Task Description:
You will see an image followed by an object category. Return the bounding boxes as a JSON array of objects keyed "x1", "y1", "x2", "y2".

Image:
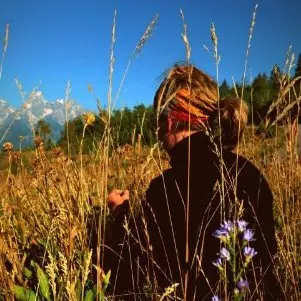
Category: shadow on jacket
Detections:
[{"x1": 89, "y1": 132, "x2": 283, "y2": 301}]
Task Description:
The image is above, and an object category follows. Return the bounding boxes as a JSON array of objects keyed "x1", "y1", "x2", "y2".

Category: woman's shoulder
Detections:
[
  {"x1": 223, "y1": 151, "x2": 262, "y2": 178},
  {"x1": 222, "y1": 151, "x2": 272, "y2": 196},
  {"x1": 225, "y1": 151, "x2": 273, "y2": 199},
  {"x1": 145, "y1": 168, "x2": 175, "y2": 205},
  {"x1": 147, "y1": 168, "x2": 174, "y2": 192}
]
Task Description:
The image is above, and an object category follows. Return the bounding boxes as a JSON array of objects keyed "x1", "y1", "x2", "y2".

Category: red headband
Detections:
[{"x1": 169, "y1": 110, "x2": 208, "y2": 124}]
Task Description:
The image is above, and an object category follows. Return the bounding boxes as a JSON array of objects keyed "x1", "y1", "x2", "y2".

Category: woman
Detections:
[{"x1": 103, "y1": 64, "x2": 281, "y2": 300}]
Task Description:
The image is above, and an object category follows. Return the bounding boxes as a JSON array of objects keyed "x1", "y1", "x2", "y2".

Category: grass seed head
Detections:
[{"x1": 3, "y1": 142, "x2": 13, "y2": 152}]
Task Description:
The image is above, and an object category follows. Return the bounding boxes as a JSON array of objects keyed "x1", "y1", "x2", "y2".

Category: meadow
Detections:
[
  {"x1": 0, "y1": 114, "x2": 301, "y2": 301},
  {"x1": 0, "y1": 8, "x2": 301, "y2": 301}
]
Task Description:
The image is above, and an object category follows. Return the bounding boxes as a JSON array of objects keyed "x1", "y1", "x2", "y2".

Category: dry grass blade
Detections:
[
  {"x1": 266, "y1": 75, "x2": 301, "y2": 117},
  {"x1": 0, "y1": 23, "x2": 9, "y2": 80},
  {"x1": 234, "y1": 3, "x2": 258, "y2": 209},
  {"x1": 241, "y1": 3, "x2": 258, "y2": 98},
  {"x1": 268, "y1": 95, "x2": 301, "y2": 128},
  {"x1": 180, "y1": 9, "x2": 191, "y2": 62},
  {"x1": 114, "y1": 14, "x2": 158, "y2": 106},
  {"x1": 134, "y1": 14, "x2": 158, "y2": 57},
  {"x1": 64, "y1": 80, "x2": 72, "y2": 156},
  {"x1": 107, "y1": 9, "x2": 117, "y2": 118},
  {"x1": 180, "y1": 9, "x2": 193, "y2": 299},
  {"x1": 284, "y1": 45, "x2": 295, "y2": 75},
  {"x1": 0, "y1": 5, "x2": 300, "y2": 301},
  {"x1": 210, "y1": 23, "x2": 218, "y2": 63}
]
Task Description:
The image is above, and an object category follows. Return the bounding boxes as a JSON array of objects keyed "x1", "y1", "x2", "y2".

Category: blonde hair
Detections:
[
  {"x1": 154, "y1": 64, "x2": 217, "y2": 123},
  {"x1": 154, "y1": 63, "x2": 249, "y2": 150},
  {"x1": 211, "y1": 98, "x2": 249, "y2": 150}
]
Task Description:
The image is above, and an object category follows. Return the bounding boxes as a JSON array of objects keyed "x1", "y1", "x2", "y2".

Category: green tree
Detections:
[
  {"x1": 269, "y1": 66, "x2": 281, "y2": 100},
  {"x1": 251, "y1": 73, "x2": 271, "y2": 123},
  {"x1": 59, "y1": 113, "x2": 106, "y2": 154},
  {"x1": 111, "y1": 107, "x2": 133, "y2": 145},
  {"x1": 35, "y1": 119, "x2": 52, "y2": 147},
  {"x1": 219, "y1": 80, "x2": 231, "y2": 98},
  {"x1": 59, "y1": 117, "x2": 83, "y2": 152},
  {"x1": 132, "y1": 104, "x2": 156, "y2": 145},
  {"x1": 111, "y1": 105, "x2": 156, "y2": 146},
  {"x1": 59, "y1": 105, "x2": 157, "y2": 153}
]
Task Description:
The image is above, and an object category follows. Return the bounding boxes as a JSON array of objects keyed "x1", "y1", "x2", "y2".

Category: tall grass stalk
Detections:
[
  {"x1": 113, "y1": 14, "x2": 158, "y2": 108},
  {"x1": 235, "y1": 3, "x2": 258, "y2": 189},
  {"x1": 0, "y1": 23, "x2": 9, "y2": 80},
  {"x1": 64, "y1": 81, "x2": 72, "y2": 157},
  {"x1": 180, "y1": 9, "x2": 192, "y2": 299},
  {"x1": 0, "y1": 7, "x2": 301, "y2": 301}
]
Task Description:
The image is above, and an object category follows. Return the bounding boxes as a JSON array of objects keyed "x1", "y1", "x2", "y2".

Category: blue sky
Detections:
[{"x1": 0, "y1": 0, "x2": 300, "y2": 111}]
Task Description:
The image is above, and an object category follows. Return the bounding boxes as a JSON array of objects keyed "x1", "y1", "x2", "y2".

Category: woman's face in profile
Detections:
[
  {"x1": 158, "y1": 116, "x2": 175, "y2": 153},
  {"x1": 158, "y1": 116, "x2": 168, "y2": 148}
]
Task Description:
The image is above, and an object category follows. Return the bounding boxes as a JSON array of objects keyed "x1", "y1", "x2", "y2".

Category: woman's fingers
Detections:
[
  {"x1": 121, "y1": 190, "x2": 129, "y2": 201},
  {"x1": 108, "y1": 189, "x2": 129, "y2": 210}
]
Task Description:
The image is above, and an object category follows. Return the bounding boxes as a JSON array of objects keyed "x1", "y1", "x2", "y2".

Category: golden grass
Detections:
[
  {"x1": 0, "y1": 7, "x2": 301, "y2": 300},
  {"x1": 0, "y1": 123, "x2": 300, "y2": 300}
]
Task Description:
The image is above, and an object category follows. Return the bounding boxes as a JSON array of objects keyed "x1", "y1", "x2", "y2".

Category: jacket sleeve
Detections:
[
  {"x1": 104, "y1": 199, "x2": 130, "y2": 263},
  {"x1": 102, "y1": 200, "x2": 147, "y2": 295},
  {"x1": 104, "y1": 199, "x2": 151, "y2": 295}
]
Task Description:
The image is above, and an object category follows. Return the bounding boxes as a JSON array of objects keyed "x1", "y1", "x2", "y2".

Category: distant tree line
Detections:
[
  {"x1": 58, "y1": 104, "x2": 156, "y2": 153},
  {"x1": 56, "y1": 53, "x2": 301, "y2": 151},
  {"x1": 219, "y1": 53, "x2": 301, "y2": 124}
]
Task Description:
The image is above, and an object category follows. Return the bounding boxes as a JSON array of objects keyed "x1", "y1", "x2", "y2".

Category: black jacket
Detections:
[{"x1": 101, "y1": 132, "x2": 281, "y2": 300}]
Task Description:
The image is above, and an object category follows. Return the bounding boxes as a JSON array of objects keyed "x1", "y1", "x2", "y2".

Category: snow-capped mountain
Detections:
[
  {"x1": 0, "y1": 99, "x2": 16, "y2": 125},
  {"x1": 0, "y1": 91, "x2": 85, "y2": 147}
]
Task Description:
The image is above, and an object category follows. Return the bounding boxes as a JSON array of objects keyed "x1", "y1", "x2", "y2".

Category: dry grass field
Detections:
[
  {"x1": 0, "y1": 122, "x2": 300, "y2": 300},
  {"x1": 0, "y1": 7, "x2": 301, "y2": 301}
]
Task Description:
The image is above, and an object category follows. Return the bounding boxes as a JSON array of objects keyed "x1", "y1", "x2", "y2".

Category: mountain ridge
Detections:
[{"x1": 0, "y1": 91, "x2": 85, "y2": 147}]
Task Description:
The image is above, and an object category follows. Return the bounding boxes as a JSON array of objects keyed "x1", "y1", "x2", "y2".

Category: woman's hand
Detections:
[{"x1": 108, "y1": 189, "x2": 129, "y2": 211}]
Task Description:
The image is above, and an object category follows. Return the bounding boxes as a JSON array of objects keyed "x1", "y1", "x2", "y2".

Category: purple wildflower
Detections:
[
  {"x1": 212, "y1": 257, "x2": 223, "y2": 270},
  {"x1": 211, "y1": 296, "x2": 220, "y2": 301},
  {"x1": 243, "y1": 246, "x2": 258, "y2": 259},
  {"x1": 243, "y1": 229, "x2": 255, "y2": 242},
  {"x1": 212, "y1": 229, "x2": 229, "y2": 240},
  {"x1": 236, "y1": 220, "x2": 248, "y2": 232},
  {"x1": 220, "y1": 247, "x2": 230, "y2": 261},
  {"x1": 237, "y1": 278, "x2": 249, "y2": 291},
  {"x1": 213, "y1": 220, "x2": 234, "y2": 240},
  {"x1": 221, "y1": 220, "x2": 234, "y2": 233}
]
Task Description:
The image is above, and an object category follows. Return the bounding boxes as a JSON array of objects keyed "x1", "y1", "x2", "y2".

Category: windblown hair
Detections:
[
  {"x1": 211, "y1": 97, "x2": 249, "y2": 150},
  {"x1": 154, "y1": 64, "x2": 217, "y2": 124},
  {"x1": 154, "y1": 63, "x2": 249, "y2": 150}
]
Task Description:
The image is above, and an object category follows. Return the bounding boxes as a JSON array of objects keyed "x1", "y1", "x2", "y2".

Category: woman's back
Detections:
[
  {"x1": 102, "y1": 64, "x2": 281, "y2": 300},
  {"x1": 143, "y1": 131, "x2": 278, "y2": 300}
]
